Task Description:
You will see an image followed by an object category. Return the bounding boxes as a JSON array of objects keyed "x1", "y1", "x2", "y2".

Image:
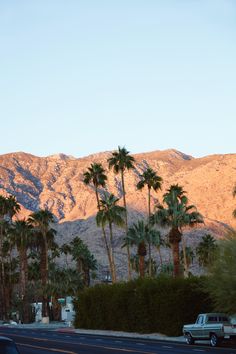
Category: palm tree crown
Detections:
[
  {"x1": 96, "y1": 193, "x2": 126, "y2": 229},
  {"x1": 124, "y1": 220, "x2": 161, "y2": 278},
  {"x1": 83, "y1": 163, "x2": 107, "y2": 189},
  {"x1": 196, "y1": 234, "x2": 218, "y2": 268},
  {"x1": 108, "y1": 146, "x2": 135, "y2": 174},
  {"x1": 6, "y1": 195, "x2": 21, "y2": 221},
  {"x1": 137, "y1": 167, "x2": 162, "y2": 194},
  {"x1": 83, "y1": 163, "x2": 107, "y2": 209}
]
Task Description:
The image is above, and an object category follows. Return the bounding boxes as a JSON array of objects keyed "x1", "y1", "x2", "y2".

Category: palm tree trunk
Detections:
[
  {"x1": 181, "y1": 234, "x2": 189, "y2": 278},
  {"x1": 108, "y1": 221, "x2": 117, "y2": 283},
  {"x1": 82, "y1": 264, "x2": 90, "y2": 287},
  {"x1": 121, "y1": 171, "x2": 131, "y2": 280},
  {"x1": 41, "y1": 234, "x2": 49, "y2": 318},
  {"x1": 95, "y1": 187, "x2": 116, "y2": 283},
  {"x1": 0, "y1": 223, "x2": 6, "y2": 320},
  {"x1": 148, "y1": 187, "x2": 152, "y2": 277},
  {"x1": 22, "y1": 248, "x2": 30, "y2": 323},
  {"x1": 139, "y1": 255, "x2": 145, "y2": 278},
  {"x1": 171, "y1": 242, "x2": 180, "y2": 277},
  {"x1": 19, "y1": 247, "x2": 29, "y2": 323}
]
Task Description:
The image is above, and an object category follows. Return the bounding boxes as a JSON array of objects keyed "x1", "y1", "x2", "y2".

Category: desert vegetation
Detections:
[{"x1": 0, "y1": 195, "x2": 96, "y2": 322}]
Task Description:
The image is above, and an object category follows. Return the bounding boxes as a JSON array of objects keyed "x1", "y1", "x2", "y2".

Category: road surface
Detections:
[{"x1": 0, "y1": 327, "x2": 235, "y2": 354}]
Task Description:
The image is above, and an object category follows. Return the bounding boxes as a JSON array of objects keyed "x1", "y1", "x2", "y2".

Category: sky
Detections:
[{"x1": 0, "y1": 0, "x2": 235, "y2": 158}]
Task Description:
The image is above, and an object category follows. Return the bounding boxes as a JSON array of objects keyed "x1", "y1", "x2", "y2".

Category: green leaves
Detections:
[
  {"x1": 196, "y1": 234, "x2": 218, "y2": 268},
  {"x1": 83, "y1": 163, "x2": 107, "y2": 188},
  {"x1": 108, "y1": 146, "x2": 135, "y2": 173},
  {"x1": 137, "y1": 167, "x2": 162, "y2": 192},
  {"x1": 202, "y1": 232, "x2": 236, "y2": 314},
  {"x1": 96, "y1": 193, "x2": 126, "y2": 229}
]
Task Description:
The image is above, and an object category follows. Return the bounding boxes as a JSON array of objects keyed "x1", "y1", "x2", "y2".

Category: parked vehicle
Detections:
[
  {"x1": 183, "y1": 313, "x2": 236, "y2": 347},
  {"x1": 0, "y1": 336, "x2": 20, "y2": 353}
]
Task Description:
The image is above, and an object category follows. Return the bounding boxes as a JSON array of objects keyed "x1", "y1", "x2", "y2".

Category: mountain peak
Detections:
[{"x1": 47, "y1": 153, "x2": 76, "y2": 161}]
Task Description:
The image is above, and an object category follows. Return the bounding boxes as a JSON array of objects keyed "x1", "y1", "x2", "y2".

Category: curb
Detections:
[{"x1": 69, "y1": 328, "x2": 185, "y2": 342}]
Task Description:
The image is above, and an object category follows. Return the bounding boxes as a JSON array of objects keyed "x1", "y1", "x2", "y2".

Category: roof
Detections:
[
  {"x1": 199, "y1": 313, "x2": 228, "y2": 316},
  {"x1": 0, "y1": 336, "x2": 13, "y2": 342}
]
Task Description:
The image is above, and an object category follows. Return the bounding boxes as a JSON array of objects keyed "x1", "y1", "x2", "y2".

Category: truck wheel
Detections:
[
  {"x1": 185, "y1": 333, "x2": 194, "y2": 345},
  {"x1": 210, "y1": 334, "x2": 221, "y2": 347}
]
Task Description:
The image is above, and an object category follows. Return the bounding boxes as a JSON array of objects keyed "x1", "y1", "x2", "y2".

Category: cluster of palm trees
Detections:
[
  {"x1": 83, "y1": 146, "x2": 204, "y2": 281},
  {"x1": 0, "y1": 195, "x2": 97, "y2": 322}
]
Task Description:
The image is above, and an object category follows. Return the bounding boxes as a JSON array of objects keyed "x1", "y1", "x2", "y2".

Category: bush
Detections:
[
  {"x1": 202, "y1": 233, "x2": 236, "y2": 314},
  {"x1": 74, "y1": 276, "x2": 212, "y2": 336}
]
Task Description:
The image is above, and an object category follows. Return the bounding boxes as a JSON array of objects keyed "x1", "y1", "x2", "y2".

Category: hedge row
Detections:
[{"x1": 74, "y1": 277, "x2": 212, "y2": 336}]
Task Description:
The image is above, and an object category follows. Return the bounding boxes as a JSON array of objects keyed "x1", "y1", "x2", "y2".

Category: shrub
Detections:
[{"x1": 74, "y1": 276, "x2": 212, "y2": 336}]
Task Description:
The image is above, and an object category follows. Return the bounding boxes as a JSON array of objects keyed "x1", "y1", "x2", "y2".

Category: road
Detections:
[{"x1": 0, "y1": 327, "x2": 236, "y2": 354}]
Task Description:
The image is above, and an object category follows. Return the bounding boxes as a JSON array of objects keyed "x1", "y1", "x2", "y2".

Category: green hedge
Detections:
[{"x1": 74, "y1": 277, "x2": 212, "y2": 336}]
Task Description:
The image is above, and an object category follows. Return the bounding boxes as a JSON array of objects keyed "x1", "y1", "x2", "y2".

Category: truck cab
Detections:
[{"x1": 183, "y1": 313, "x2": 236, "y2": 347}]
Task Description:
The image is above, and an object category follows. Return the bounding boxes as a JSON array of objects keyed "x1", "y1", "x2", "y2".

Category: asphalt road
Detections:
[{"x1": 0, "y1": 327, "x2": 236, "y2": 354}]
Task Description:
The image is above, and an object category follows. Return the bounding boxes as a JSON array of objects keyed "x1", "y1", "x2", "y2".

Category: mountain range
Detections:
[{"x1": 0, "y1": 149, "x2": 235, "y2": 278}]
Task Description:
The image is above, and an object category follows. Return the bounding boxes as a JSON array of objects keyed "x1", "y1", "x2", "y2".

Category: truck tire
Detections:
[
  {"x1": 185, "y1": 333, "x2": 194, "y2": 345},
  {"x1": 210, "y1": 333, "x2": 221, "y2": 347}
]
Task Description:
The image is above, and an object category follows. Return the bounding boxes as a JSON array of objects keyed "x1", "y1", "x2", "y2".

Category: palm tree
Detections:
[
  {"x1": 83, "y1": 163, "x2": 113, "y2": 281},
  {"x1": 0, "y1": 195, "x2": 20, "y2": 319},
  {"x1": 96, "y1": 193, "x2": 126, "y2": 282},
  {"x1": 196, "y1": 234, "x2": 218, "y2": 268},
  {"x1": 124, "y1": 220, "x2": 161, "y2": 278},
  {"x1": 137, "y1": 167, "x2": 162, "y2": 275},
  {"x1": 10, "y1": 220, "x2": 32, "y2": 323},
  {"x1": 68, "y1": 237, "x2": 97, "y2": 287},
  {"x1": 28, "y1": 209, "x2": 56, "y2": 319},
  {"x1": 233, "y1": 185, "x2": 236, "y2": 218},
  {"x1": 0, "y1": 196, "x2": 8, "y2": 319},
  {"x1": 108, "y1": 146, "x2": 135, "y2": 279},
  {"x1": 124, "y1": 220, "x2": 148, "y2": 278},
  {"x1": 151, "y1": 184, "x2": 203, "y2": 277}
]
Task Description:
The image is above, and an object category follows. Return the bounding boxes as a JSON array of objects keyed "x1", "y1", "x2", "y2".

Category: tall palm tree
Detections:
[
  {"x1": 196, "y1": 234, "x2": 218, "y2": 268},
  {"x1": 28, "y1": 209, "x2": 56, "y2": 319},
  {"x1": 0, "y1": 196, "x2": 8, "y2": 319},
  {"x1": 0, "y1": 195, "x2": 20, "y2": 319},
  {"x1": 137, "y1": 167, "x2": 162, "y2": 275},
  {"x1": 151, "y1": 184, "x2": 203, "y2": 277},
  {"x1": 96, "y1": 193, "x2": 126, "y2": 282},
  {"x1": 10, "y1": 219, "x2": 32, "y2": 323},
  {"x1": 83, "y1": 163, "x2": 113, "y2": 281},
  {"x1": 0, "y1": 219, "x2": 11, "y2": 319},
  {"x1": 108, "y1": 146, "x2": 135, "y2": 279}
]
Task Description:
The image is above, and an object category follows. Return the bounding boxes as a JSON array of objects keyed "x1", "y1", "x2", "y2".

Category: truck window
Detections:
[
  {"x1": 218, "y1": 316, "x2": 229, "y2": 322},
  {"x1": 196, "y1": 316, "x2": 204, "y2": 324},
  {"x1": 208, "y1": 316, "x2": 217, "y2": 322}
]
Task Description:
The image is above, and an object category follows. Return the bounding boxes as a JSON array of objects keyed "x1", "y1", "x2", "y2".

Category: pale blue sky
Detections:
[{"x1": 0, "y1": 0, "x2": 235, "y2": 158}]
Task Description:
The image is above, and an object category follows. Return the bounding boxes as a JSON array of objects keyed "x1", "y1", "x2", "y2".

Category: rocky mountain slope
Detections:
[{"x1": 0, "y1": 149, "x2": 235, "y2": 277}]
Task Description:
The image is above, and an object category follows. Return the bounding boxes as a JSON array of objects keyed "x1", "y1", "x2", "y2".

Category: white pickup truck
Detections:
[{"x1": 183, "y1": 313, "x2": 236, "y2": 347}]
